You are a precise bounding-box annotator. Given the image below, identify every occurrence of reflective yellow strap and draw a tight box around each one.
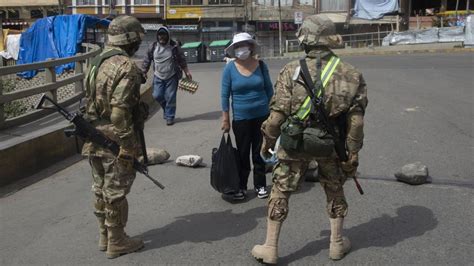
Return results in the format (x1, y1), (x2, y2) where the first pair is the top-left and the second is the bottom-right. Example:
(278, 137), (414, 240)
(296, 96), (312, 120)
(296, 56), (341, 120)
(322, 57), (340, 87)
(317, 56), (340, 97)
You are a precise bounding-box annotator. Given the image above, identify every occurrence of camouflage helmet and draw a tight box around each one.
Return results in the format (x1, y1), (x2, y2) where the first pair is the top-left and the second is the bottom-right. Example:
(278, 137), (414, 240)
(296, 14), (336, 46)
(107, 15), (145, 46)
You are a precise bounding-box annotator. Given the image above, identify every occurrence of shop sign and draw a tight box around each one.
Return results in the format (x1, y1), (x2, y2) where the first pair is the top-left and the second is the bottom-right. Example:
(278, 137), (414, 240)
(256, 21), (298, 32)
(168, 25), (198, 32)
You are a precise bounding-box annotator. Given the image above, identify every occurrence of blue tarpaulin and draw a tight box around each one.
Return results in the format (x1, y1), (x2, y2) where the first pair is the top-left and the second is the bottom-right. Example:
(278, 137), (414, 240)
(17, 14), (110, 79)
(354, 0), (399, 20)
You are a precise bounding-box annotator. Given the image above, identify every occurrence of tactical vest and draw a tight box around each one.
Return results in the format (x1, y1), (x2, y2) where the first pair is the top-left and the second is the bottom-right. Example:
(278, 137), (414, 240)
(84, 48), (127, 121)
(279, 55), (341, 156)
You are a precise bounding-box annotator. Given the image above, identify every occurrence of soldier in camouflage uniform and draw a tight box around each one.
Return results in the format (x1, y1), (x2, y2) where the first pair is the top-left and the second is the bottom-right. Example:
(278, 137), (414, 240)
(82, 15), (147, 259)
(251, 14), (368, 264)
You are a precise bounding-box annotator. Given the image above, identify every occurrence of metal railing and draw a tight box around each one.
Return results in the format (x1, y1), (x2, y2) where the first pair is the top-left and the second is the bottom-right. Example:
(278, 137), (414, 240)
(0, 43), (101, 129)
(286, 31), (393, 53)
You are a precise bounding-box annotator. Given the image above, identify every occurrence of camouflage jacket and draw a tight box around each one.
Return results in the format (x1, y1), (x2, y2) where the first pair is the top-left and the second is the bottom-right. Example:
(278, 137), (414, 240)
(271, 49), (368, 160)
(82, 46), (142, 157)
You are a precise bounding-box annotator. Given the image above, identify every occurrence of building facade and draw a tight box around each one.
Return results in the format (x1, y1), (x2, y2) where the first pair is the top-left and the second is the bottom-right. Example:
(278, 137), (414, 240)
(0, 0), (60, 30)
(65, 0), (164, 21)
(64, 0), (412, 56)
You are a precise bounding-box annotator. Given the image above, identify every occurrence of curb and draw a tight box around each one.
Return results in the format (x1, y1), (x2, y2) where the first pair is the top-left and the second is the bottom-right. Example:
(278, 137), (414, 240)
(264, 47), (474, 60)
(0, 84), (156, 187)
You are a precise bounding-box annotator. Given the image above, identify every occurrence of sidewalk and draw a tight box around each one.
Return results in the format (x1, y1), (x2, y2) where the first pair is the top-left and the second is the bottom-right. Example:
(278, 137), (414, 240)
(0, 81), (155, 187)
(269, 42), (474, 59)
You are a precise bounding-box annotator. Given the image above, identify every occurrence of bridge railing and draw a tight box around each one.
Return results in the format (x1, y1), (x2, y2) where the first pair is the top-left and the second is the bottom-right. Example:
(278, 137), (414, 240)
(286, 31), (393, 53)
(0, 43), (101, 129)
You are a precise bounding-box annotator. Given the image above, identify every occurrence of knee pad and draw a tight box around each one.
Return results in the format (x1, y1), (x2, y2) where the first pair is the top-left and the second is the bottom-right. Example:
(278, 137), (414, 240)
(268, 198), (289, 222)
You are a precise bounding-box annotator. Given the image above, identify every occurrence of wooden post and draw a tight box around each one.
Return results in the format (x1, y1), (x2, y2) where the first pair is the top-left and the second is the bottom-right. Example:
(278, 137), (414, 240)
(74, 59), (84, 94)
(45, 66), (57, 104)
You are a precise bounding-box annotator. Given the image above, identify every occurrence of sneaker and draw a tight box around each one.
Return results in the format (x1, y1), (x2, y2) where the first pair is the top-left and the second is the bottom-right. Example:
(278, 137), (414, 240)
(166, 119), (174, 126)
(255, 187), (269, 199)
(233, 190), (246, 200)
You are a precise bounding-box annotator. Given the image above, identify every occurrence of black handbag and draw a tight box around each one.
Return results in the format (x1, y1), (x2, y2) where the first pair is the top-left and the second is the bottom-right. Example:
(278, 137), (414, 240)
(210, 133), (240, 194)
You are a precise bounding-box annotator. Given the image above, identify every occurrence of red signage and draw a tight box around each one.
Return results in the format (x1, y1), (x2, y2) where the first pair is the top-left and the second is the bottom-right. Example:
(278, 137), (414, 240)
(257, 21), (298, 32)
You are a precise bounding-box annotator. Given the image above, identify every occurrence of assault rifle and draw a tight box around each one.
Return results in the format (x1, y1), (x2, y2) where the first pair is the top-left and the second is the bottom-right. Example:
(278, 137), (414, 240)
(298, 57), (364, 195)
(35, 94), (165, 189)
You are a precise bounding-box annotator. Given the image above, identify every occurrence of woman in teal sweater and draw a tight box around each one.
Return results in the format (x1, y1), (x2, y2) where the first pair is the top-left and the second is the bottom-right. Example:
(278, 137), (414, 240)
(221, 33), (274, 200)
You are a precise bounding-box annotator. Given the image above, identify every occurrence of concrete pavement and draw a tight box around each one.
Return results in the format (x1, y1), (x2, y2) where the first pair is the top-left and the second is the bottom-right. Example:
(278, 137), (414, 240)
(1, 52), (473, 265)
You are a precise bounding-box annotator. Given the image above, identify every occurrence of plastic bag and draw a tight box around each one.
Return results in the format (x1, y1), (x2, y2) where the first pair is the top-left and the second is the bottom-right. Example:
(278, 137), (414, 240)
(210, 134), (240, 194)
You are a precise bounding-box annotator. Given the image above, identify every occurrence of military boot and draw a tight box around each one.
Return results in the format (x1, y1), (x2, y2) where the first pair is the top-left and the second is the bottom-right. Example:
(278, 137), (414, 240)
(98, 217), (108, 251)
(106, 226), (144, 259)
(251, 219), (282, 264)
(329, 217), (351, 260)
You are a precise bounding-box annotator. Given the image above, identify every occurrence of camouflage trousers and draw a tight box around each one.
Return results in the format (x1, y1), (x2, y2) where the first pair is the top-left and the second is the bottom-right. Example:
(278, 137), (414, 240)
(270, 158), (348, 219)
(89, 155), (136, 227)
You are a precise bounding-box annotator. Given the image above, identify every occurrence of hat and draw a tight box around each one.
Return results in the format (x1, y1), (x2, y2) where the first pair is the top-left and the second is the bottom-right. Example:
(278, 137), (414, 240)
(225, 32), (257, 58)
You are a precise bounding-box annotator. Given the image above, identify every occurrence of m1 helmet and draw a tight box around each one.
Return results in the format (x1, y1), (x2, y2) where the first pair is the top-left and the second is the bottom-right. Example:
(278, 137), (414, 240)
(296, 14), (336, 46)
(107, 15), (145, 46)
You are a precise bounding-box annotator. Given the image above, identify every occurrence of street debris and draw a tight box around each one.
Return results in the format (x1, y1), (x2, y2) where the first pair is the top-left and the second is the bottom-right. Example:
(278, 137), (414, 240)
(176, 155), (203, 167)
(395, 162), (430, 185)
(142, 148), (170, 165)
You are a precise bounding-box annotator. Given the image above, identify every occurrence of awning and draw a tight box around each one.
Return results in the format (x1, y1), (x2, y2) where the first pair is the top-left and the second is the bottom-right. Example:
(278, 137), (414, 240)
(181, 42), (202, 49)
(209, 40), (231, 47)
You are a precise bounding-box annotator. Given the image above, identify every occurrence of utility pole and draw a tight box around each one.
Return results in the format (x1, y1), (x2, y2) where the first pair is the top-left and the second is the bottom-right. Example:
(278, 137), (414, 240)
(58, 0), (64, 15)
(109, 0), (117, 18)
(455, 0), (460, 25)
(278, 0), (283, 56)
(244, 0), (248, 31)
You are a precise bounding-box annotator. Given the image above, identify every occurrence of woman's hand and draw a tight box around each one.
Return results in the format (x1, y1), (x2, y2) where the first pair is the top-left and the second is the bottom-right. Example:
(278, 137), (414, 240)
(221, 119), (230, 132)
(221, 111), (230, 132)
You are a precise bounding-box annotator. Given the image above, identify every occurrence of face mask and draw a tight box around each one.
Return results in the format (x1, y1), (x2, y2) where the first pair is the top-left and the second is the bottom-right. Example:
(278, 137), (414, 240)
(235, 46), (251, 60)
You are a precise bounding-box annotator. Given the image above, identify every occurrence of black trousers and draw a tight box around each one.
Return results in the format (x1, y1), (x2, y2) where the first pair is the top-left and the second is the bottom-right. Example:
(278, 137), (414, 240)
(232, 115), (268, 190)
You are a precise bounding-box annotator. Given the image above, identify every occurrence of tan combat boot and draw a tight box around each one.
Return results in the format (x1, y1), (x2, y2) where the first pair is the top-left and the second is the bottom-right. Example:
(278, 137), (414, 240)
(106, 226), (144, 259)
(98, 217), (107, 251)
(251, 219), (282, 264)
(329, 217), (351, 260)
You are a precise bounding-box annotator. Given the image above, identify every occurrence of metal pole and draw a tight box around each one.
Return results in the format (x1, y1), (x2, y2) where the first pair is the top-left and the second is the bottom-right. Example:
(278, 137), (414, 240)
(164, 0), (167, 23)
(58, 0), (64, 15)
(278, 0), (283, 56)
(456, 0), (460, 25)
(244, 0), (248, 31)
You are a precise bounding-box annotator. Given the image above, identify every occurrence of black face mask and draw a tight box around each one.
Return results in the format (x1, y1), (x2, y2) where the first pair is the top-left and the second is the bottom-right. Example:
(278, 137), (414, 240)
(124, 41), (141, 56)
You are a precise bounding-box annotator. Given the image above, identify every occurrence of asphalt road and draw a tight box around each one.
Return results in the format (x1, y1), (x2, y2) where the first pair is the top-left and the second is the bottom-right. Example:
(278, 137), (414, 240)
(1, 53), (473, 265)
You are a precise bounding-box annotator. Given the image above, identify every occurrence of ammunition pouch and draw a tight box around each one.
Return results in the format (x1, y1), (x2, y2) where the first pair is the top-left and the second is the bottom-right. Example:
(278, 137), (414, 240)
(280, 116), (335, 157)
(280, 116), (305, 151)
(302, 126), (335, 157)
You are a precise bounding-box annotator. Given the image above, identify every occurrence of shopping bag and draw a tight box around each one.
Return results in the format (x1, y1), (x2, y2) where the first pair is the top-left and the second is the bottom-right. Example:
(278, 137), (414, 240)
(210, 133), (240, 194)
